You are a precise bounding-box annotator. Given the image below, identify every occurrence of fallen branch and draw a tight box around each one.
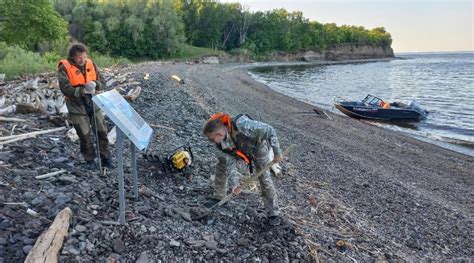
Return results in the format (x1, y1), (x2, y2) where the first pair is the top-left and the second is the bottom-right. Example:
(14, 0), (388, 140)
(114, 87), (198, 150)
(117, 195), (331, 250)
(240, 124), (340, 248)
(0, 116), (27, 122)
(10, 124), (17, 135)
(0, 105), (16, 116)
(1, 137), (33, 145)
(35, 169), (67, 180)
(0, 127), (66, 145)
(124, 86), (142, 102)
(25, 207), (72, 263)
(150, 124), (176, 131)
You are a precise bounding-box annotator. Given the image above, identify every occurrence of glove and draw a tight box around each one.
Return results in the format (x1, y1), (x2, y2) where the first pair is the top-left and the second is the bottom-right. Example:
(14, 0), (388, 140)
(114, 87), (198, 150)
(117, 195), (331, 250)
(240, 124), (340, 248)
(83, 81), (97, 95)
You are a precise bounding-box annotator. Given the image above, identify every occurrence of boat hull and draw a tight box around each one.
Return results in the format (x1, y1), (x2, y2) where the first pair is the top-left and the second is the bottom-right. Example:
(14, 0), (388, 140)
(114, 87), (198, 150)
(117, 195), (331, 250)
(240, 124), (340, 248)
(335, 103), (423, 121)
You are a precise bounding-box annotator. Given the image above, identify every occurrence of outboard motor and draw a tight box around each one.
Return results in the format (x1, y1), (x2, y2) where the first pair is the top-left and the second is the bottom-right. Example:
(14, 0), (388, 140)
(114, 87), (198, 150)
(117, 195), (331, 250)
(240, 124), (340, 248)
(409, 100), (428, 118)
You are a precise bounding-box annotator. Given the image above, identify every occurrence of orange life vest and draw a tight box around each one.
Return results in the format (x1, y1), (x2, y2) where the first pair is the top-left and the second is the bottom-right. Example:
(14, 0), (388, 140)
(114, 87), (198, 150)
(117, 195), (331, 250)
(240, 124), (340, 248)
(209, 113), (252, 165)
(58, 59), (97, 87)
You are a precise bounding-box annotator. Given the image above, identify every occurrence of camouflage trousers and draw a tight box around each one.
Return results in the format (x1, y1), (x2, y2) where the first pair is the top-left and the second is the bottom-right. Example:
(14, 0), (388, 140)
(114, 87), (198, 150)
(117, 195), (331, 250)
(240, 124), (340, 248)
(68, 108), (110, 162)
(214, 141), (279, 217)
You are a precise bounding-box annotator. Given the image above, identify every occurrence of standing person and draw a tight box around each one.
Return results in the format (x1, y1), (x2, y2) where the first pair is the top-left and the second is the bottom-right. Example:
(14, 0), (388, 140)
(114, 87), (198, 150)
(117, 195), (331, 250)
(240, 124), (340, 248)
(202, 113), (283, 226)
(58, 43), (111, 169)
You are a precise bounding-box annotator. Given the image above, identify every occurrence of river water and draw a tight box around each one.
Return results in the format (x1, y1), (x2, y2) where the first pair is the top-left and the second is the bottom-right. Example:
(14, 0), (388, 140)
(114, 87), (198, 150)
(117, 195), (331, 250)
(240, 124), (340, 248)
(248, 52), (474, 156)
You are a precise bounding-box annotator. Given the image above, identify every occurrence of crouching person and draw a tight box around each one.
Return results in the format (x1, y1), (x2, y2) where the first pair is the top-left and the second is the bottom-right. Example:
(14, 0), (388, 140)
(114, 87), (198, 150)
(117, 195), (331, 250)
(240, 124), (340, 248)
(203, 113), (283, 226)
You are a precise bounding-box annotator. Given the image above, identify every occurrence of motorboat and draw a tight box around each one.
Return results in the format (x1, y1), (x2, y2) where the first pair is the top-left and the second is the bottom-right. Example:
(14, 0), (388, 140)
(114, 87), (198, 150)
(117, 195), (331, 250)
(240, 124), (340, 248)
(335, 94), (428, 121)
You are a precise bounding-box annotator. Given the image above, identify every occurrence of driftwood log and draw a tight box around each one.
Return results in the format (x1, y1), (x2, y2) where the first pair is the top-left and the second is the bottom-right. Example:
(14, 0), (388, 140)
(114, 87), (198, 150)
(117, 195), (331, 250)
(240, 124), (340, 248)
(123, 86), (142, 102)
(0, 116), (27, 122)
(0, 105), (16, 116)
(24, 207), (72, 263)
(0, 127), (66, 145)
(35, 169), (67, 180)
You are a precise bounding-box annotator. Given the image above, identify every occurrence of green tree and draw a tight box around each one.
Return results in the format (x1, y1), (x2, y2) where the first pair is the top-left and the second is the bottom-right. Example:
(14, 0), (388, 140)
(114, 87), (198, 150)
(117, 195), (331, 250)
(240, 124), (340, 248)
(53, 0), (185, 59)
(49, 0), (392, 59)
(0, 0), (68, 50)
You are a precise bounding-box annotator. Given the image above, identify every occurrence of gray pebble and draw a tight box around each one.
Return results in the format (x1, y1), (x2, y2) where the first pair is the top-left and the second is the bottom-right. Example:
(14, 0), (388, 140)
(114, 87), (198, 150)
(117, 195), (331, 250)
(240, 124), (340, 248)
(113, 238), (125, 254)
(169, 239), (180, 247)
(22, 245), (33, 254)
(75, 225), (87, 232)
(68, 247), (80, 255)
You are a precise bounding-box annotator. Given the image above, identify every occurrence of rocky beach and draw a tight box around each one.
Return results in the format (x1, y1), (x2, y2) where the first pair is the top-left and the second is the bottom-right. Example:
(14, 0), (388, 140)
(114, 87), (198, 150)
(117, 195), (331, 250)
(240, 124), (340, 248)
(1, 60), (472, 262)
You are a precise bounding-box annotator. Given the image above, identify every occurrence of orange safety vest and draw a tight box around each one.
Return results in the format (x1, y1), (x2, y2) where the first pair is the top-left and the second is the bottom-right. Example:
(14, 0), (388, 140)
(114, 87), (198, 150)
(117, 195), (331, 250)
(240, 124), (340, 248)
(209, 113), (252, 165)
(58, 59), (97, 87)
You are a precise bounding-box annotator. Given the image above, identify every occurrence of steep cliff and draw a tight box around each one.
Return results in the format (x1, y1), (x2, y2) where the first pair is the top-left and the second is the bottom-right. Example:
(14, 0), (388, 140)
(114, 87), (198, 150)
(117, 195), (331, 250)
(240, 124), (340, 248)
(268, 44), (394, 62)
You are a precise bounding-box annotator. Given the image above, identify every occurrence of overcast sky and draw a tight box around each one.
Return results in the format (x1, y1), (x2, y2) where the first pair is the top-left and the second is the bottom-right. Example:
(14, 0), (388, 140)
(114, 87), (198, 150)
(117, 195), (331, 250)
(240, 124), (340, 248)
(221, 0), (473, 52)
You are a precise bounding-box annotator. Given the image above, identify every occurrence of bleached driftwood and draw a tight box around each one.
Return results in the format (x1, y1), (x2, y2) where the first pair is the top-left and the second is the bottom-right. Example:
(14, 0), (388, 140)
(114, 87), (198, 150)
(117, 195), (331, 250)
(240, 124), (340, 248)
(59, 104), (68, 115)
(0, 127), (66, 141)
(124, 86), (142, 102)
(0, 105), (16, 116)
(108, 126), (117, 145)
(0, 116), (27, 122)
(1, 77), (64, 116)
(35, 169), (67, 180)
(0, 127), (66, 145)
(66, 128), (79, 142)
(24, 207), (72, 263)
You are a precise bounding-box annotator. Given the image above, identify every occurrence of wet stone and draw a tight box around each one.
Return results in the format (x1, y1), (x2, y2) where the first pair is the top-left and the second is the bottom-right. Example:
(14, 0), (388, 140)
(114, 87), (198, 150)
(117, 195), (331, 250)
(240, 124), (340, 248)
(169, 240), (180, 247)
(68, 247), (80, 255)
(53, 157), (69, 163)
(136, 251), (151, 263)
(22, 245), (33, 255)
(113, 239), (125, 254)
(75, 225), (87, 232)
(31, 196), (47, 206)
(22, 238), (36, 245)
(54, 193), (71, 206)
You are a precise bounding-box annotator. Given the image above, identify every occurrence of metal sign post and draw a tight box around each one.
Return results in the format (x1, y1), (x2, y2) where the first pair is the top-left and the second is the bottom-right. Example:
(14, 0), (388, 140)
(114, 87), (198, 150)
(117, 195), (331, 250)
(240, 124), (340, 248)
(92, 90), (153, 225)
(116, 128), (126, 224)
(131, 140), (138, 199)
(114, 126), (140, 225)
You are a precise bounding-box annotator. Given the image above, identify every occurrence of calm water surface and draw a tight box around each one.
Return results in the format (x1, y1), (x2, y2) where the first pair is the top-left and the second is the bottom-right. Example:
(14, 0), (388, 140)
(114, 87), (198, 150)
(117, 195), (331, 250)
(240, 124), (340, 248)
(249, 52), (474, 156)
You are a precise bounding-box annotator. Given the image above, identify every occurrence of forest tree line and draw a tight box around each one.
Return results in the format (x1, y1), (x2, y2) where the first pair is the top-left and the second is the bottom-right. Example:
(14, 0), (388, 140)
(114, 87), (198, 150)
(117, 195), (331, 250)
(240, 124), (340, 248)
(1, 0), (393, 59)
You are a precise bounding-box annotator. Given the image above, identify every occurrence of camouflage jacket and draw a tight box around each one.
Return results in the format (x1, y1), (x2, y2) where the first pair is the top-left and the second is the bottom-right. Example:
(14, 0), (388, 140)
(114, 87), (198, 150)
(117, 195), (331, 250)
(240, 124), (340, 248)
(220, 115), (282, 158)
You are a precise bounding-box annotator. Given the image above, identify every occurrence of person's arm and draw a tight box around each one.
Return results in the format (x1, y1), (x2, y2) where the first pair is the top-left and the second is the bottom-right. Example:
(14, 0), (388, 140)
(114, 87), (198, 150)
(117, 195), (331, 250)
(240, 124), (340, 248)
(93, 63), (106, 91)
(236, 116), (283, 157)
(214, 149), (244, 196)
(58, 65), (84, 98)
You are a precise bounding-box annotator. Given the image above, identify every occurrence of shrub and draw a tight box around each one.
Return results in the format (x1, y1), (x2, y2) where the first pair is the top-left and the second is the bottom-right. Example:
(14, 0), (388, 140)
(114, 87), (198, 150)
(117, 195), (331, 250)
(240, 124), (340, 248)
(89, 52), (130, 68)
(0, 45), (53, 79)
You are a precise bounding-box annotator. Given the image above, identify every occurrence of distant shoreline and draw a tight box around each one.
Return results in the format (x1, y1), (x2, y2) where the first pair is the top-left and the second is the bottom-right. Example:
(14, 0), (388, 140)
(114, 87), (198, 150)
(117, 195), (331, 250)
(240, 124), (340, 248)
(395, 50), (474, 55)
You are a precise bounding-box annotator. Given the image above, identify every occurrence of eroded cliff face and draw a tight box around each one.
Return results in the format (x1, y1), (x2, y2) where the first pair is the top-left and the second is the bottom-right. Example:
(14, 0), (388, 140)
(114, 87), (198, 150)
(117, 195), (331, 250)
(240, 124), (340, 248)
(323, 44), (394, 61)
(214, 44), (394, 63)
(268, 44), (394, 62)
